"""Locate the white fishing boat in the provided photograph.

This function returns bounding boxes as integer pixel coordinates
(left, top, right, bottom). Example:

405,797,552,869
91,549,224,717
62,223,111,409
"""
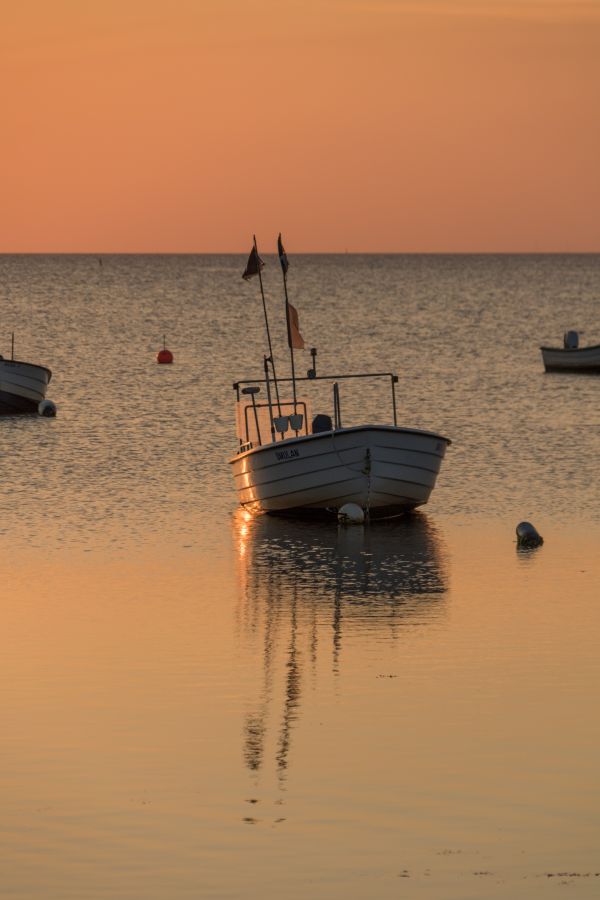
540,331,600,373
230,381,450,517
230,235,451,519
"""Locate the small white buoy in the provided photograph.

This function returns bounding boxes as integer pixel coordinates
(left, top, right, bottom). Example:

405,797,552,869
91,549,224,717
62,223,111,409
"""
38,399,57,418
338,502,365,525
516,521,543,548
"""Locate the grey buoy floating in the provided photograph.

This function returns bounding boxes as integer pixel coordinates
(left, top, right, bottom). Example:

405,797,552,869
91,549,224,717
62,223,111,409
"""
38,399,57,418
516,521,543,548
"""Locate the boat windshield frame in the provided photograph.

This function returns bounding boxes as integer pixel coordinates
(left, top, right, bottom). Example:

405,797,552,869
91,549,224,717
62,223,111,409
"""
233,371,399,451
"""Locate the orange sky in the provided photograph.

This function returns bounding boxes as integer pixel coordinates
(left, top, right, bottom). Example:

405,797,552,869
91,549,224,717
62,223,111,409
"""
1,0,599,252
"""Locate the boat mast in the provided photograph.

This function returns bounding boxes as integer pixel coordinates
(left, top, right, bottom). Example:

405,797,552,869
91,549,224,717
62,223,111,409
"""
253,235,282,416
278,234,298,422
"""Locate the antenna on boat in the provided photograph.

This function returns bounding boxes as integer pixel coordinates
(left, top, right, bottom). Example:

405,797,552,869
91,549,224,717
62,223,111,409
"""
242,237,282,416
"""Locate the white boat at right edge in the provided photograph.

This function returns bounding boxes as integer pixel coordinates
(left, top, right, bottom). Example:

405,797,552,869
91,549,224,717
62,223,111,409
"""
540,332,600,373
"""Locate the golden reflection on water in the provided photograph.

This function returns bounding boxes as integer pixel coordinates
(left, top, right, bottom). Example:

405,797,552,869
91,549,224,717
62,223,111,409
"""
230,516,600,898
2,255,600,898
2,522,600,899
233,511,449,786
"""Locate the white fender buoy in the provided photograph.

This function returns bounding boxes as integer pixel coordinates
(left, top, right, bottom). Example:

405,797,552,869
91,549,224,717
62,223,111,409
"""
338,503,365,525
38,399,57,418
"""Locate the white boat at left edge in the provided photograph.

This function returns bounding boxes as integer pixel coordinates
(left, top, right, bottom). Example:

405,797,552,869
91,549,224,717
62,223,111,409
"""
0,358,52,413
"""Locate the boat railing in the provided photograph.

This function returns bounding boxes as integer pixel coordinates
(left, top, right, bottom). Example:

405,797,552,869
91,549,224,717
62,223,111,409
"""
233,371,399,451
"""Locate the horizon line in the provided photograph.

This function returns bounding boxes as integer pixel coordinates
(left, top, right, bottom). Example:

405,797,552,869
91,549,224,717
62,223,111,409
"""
1,250,599,256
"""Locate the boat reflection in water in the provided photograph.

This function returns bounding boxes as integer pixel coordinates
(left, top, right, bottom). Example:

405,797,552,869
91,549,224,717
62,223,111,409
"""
233,510,449,787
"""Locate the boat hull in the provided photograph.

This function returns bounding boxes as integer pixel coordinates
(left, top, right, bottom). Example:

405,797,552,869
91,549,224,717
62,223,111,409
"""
230,425,450,518
0,360,52,414
540,344,600,373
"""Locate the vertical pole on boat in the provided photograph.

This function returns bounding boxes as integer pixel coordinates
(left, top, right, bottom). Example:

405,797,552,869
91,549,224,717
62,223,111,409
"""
251,392,262,446
11,332,14,361
242,387,262,447
286,300,298,418
263,355,276,443
278,234,299,434
333,382,342,430
391,374,398,427
254,236,282,416
284,284,298,416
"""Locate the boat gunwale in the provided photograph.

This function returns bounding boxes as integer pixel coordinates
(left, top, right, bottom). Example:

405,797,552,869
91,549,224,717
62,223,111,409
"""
0,358,53,382
543,365,600,373
229,424,451,465
540,343,600,354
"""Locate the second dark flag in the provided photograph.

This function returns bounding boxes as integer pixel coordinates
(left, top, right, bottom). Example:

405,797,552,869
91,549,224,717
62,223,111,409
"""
277,233,289,276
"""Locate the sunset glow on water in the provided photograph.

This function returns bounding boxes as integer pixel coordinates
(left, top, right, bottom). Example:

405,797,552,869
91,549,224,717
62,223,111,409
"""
1,254,599,897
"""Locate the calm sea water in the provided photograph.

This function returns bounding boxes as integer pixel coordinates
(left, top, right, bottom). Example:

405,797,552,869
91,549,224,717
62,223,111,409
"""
1,255,599,898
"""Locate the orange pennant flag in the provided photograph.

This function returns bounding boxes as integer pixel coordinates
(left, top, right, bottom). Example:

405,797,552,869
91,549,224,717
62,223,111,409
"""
286,302,305,350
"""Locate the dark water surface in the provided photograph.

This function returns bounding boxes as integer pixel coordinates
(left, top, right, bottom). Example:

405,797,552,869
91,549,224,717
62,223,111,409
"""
1,255,599,898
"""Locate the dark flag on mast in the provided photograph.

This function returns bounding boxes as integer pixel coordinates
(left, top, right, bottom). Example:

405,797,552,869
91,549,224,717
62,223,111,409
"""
277,233,289,276
242,246,264,281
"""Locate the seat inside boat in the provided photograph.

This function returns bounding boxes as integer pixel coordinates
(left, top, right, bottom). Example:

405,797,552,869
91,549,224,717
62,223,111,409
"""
312,414,333,433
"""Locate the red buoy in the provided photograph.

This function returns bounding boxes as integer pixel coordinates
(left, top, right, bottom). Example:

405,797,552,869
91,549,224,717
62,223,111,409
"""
157,335,174,364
